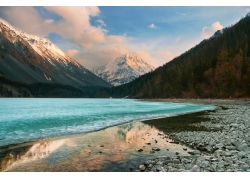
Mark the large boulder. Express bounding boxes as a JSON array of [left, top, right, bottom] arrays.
[[237, 144, 250, 151]]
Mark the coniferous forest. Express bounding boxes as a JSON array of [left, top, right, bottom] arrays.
[[0, 76, 108, 98]]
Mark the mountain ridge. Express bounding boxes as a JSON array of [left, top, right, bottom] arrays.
[[92, 53, 155, 86], [0, 18, 111, 89]]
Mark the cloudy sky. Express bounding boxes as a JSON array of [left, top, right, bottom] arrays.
[[0, 4, 249, 69]]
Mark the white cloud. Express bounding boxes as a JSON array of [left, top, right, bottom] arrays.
[[201, 22, 223, 39], [96, 19, 106, 27], [148, 23, 159, 29]]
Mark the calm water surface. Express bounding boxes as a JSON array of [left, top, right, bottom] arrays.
[[0, 98, 215, 147]]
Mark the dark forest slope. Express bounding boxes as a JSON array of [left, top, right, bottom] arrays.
[[0, 76, 109, 98]]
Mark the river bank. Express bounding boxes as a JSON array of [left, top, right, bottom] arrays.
[[136, 99, 250, 172]]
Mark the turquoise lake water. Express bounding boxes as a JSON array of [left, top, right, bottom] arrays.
[[0, 98, 216, 147]]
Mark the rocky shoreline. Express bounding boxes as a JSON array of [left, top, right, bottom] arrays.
[[136, 99, 250, 172]]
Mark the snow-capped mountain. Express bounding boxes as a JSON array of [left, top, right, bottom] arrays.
[[92, 53, 155, 86], [0, 18, 111, 87]]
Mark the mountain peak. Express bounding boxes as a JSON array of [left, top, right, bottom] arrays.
[[0, 18, 74, 64], [92, 53, 155, 86], [123, 53, 136, 59]]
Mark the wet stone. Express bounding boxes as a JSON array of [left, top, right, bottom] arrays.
[[237, 144, 250, 151], [152, 147, 161, 151], [164, 160, 180, 164], [223, 152, 233, 157], [190, 165, 200, 172], [215, 143, 224, 149], [170, 141, 179, 144], [205, 145, 213, 152], [188, 150, 200, 155], [200, 161, 210, 168], [138, 164, 146, 171], [231, 140, 241, 147], [144, 160, 153, 166], [151, 160, 156, 164], [225, 146, 237, 150], [148, 164, 153, 168], [211, 158, 218, 162], [156, 165, 164, 172], [156, 161, 164, 165], [224, 162, 230, 166], [151, 167, 157, 172]]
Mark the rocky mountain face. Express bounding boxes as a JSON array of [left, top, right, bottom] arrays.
[[0, 18, 111, 88], [92, 53, 155, 86]]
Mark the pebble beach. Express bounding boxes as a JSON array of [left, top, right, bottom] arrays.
[[136, 99, 250, 172]]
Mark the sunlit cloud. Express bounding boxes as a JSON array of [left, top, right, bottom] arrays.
[[133, 51, 157, 67], [158, 50, 176, 63], [0, 6, 115, 49], [75, 45, 130, 68], [201, 21, 223, 39], [66, 49, 78, 58]]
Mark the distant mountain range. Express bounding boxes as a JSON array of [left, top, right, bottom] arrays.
[[92, 53, 155, 86], [96, 13, 250, 98], [0, 18, 111, 90]]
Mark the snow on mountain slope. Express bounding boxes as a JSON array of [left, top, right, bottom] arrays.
[[0, 18, 111, 87], [0, 18, 80, 68], [92, 53, 155, 86]]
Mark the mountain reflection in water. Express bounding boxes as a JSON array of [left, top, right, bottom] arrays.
[[1, 120, 191, 172]]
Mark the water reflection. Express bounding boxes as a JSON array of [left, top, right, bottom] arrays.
[[1, 120, 192, 172], [0, 139, 68, 171]]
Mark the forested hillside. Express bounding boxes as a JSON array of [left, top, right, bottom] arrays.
[[97, 14, 250, 98], [0, 77, 109, 98]]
